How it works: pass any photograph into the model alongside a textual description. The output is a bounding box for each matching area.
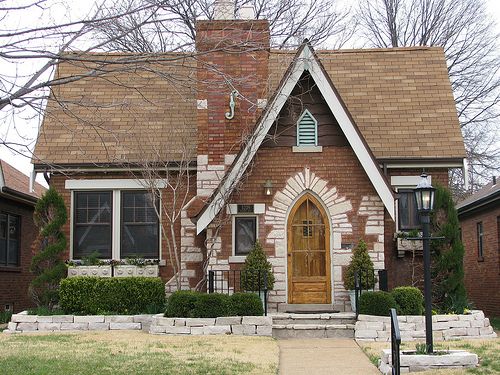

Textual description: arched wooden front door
[287,194,331,304]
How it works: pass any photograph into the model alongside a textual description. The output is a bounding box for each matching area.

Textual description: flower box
[67,265,112,278]
[396,238,423,258]
[114,265,159,277]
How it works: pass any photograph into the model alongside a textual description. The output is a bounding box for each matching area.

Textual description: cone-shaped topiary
[431,185,468,313]
[29,187,68,309]
[343,239,376,290]
[241,241,275,291]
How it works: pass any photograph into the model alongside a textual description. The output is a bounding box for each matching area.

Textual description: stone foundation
[355,310,497,341]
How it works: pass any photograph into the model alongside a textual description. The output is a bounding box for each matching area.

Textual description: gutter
[1,187,38,206]
[457,190,500,218]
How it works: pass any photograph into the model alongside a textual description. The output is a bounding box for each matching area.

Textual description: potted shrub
[241,241,275,303]
[343,239,376,311]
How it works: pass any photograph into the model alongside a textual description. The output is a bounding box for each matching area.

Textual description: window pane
[0,214,6,265]
[235,217,256,255]
[74,225,112,259]
[7,215,19,266]
[398,191,420,230]
[74,191,112,259]
[120,191,159,258]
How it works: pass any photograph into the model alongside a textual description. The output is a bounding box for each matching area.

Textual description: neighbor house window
[234,216,257,256]
[74,191,112,259]
[297,109,318,146]
[121,191,159,259]
[398,190,420,230]
[0,213,20,267]
[477,222,484,260]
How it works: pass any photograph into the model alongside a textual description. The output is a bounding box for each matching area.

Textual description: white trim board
[391,175,432,187]
[196,43,395,234]
[65,179,168,190]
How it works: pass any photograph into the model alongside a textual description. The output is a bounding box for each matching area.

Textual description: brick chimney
[195,1,270,196]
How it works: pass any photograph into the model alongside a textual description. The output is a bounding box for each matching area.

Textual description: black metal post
[421,213,433,354]
[354,270,360,318]
[263,272,268,316]
[208,270,214,294]
[390,308,401,375]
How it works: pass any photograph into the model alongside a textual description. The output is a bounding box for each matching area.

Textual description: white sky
[0,0,499,187]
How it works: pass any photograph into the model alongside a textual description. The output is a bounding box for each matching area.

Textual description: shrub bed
[165,291,263,318]
[59,277,165,315]
[392,286,424,315]
[359,291,397,316]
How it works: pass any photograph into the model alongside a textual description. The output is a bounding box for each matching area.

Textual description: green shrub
[59,277,165,315]
[0,311,12,324]
[192,293,230,318]
[359,291,397,316]
[343,240,376,290]
[230,293,263,316]
[391,287,424,315]
[164,291,201,318]
[241,241,275,291]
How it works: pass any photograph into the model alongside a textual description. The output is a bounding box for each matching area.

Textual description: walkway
[278,338,379,375]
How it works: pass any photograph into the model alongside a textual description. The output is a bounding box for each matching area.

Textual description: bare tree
[356,0,500,190]
[93,0,354,51]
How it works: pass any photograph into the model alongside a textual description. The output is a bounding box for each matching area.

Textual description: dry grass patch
[0,331,279,375]
[359,337,500,375]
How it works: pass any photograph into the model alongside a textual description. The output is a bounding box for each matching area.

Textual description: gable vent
[297,109,318,146]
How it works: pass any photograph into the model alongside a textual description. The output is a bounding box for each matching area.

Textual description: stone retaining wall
[5,311,153,333]
[149,315,273,336]
[355,310,497,341]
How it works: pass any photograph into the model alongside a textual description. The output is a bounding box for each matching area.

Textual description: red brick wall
[50,171,196,283]
[383,168,449,289]
[215,146,380,264]
[0,197,37,313]
[196,20,270,163]
[460,205,500,317]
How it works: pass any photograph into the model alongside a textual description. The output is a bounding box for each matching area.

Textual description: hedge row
[59,277,165,315]
[164,291,263,318]
[359,286,424,316]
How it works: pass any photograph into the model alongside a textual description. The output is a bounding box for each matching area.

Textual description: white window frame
[391,175,431,232]
[230,214,259,263]
[67,180,162,261]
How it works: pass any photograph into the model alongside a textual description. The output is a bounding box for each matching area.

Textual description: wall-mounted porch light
[263,180,273,196]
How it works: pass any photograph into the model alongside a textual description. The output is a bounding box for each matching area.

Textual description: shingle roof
[456,177,500,213]
[33,47,465,167]
[1,159,47,199]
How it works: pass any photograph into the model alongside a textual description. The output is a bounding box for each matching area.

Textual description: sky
[0,0,499,187]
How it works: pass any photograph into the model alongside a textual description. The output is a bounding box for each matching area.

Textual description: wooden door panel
[287,194,331,304]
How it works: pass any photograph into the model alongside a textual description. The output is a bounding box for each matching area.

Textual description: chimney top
[239,5,255,19]
[214,0,234,20]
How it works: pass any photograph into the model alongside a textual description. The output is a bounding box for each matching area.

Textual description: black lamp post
[414,173,436,354]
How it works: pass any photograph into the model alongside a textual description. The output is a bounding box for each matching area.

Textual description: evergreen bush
[191,293,230,318]
[431,185,468,313]
[391,286,424,315]
[230,293,263,316]
[29,187,68,309]
[241,241,275,291]
[343,240,376,290]
[164,290,199,318]
[359,291,397,316]
[59,277,165,315]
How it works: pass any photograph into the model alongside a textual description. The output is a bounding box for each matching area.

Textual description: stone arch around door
[264,168,353,308]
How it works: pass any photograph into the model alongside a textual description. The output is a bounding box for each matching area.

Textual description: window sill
[292,146,323,153]
[0,266,21,273]
[228,256,247,263]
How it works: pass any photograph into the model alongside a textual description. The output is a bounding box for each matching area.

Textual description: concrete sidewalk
[278,338,380,374]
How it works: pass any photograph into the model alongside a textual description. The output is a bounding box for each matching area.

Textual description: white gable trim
[196,44,395,234]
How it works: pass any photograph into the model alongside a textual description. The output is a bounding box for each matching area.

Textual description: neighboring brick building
[457,178,500,317]
[0,160,46,313]
[32,3,466,312]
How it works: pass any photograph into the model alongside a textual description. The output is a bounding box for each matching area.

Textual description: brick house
[32,8,466,312]
[457,178,499,317]
[0,160,46,313]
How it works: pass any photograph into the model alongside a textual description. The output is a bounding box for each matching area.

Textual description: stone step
[272,324,355,339]
[278,304,346,313]
[271,312,356,326]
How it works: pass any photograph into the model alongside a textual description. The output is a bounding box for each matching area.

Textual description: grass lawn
[0,331,279,375]
[359,337,500,375]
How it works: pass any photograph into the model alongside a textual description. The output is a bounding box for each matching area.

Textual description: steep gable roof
[0,160,46,202]
[196,42,396,233]
[33,47,465,170]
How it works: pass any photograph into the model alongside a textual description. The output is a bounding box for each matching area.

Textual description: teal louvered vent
[297,109,318,146]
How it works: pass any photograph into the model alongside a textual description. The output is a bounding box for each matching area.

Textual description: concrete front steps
[271,312,356,339]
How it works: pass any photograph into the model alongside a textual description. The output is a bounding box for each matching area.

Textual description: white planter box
[67,265,112,278]
[396,238,423,257]
[115,265,159,277]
